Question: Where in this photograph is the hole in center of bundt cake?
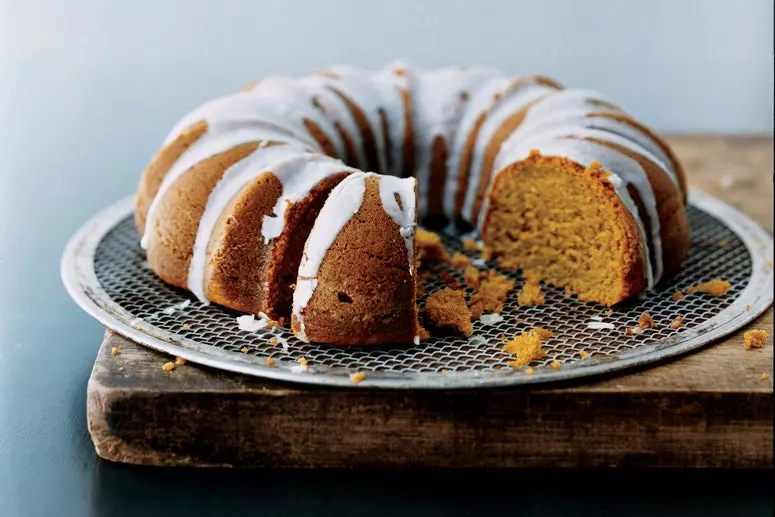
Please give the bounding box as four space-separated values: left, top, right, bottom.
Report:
482 156 642 306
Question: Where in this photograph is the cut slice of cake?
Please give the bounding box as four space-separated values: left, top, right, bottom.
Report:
292 172 420 345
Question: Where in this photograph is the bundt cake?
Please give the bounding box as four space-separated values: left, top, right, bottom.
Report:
135 61 689 345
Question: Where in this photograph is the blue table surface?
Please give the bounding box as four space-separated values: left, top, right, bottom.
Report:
0 68 772 517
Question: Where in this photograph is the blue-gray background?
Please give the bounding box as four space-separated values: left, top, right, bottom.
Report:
0 1 773 515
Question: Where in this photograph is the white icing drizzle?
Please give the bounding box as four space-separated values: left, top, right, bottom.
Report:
514 107 680 190
142 92 328 249
459 81 557 222
411 66 502 216
443 75 513 217
247 75 355 165
315 66 391 174
260 155 359 243
370 61 414 177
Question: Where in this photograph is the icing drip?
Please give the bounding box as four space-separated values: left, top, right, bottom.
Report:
315 66 391 173
377 175 417 275
412 66 502 216
459 81 557 222
370 61 414 177
260 155 358 243
443 75 513 217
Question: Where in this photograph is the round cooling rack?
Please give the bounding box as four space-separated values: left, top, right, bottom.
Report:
62 190 773 389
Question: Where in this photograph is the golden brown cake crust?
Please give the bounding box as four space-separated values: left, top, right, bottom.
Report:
426 135 449 228
135 121 208 233
329 87 380 172
145 141 260 290
293 177 418 345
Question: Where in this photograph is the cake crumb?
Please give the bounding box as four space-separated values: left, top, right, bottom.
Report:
269 337 278 345
415 275 426 297
162 361 175 373
463 265 481 289
550 360 562 370
517 278 545 306
604 308 614 316
744 329 769 350
525 367 535 375
175 357 186 366
349 372 365 384
470 274 515 320
266 357 276 367
626 325 644 336
715 240 730 247
416 228 449 264
182 322 191 330
687 279 731 297
241 346 248 353
298 357 308 366
462 237 482 251
638 311 656 330
671 290 684 301
439 270 461 289
745 305 751 311
761 373 770 382
669 316 685 329
418 325 431 341
440 369 448 376
504 328 550 368
424 287 473 336
110 347 119 356
449 252 470 269
480 245 494 261
118 366 125 373
580 351 590 359
532 328 553 341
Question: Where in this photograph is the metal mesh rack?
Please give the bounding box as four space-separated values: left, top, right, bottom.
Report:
62 190 773 389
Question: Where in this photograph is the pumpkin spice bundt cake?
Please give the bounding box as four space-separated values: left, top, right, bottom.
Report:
135 62 689 346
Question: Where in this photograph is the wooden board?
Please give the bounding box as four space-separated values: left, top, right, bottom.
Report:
87 135 774 468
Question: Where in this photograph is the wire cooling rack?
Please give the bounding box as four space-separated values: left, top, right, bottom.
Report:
62 190 773 389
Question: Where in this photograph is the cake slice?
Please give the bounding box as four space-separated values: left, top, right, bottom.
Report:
292 172 420 345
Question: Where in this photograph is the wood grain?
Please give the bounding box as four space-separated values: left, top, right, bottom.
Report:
87 135 774 468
